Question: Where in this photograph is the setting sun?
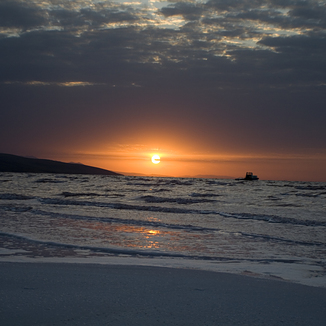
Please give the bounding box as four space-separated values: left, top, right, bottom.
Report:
151 154 160 164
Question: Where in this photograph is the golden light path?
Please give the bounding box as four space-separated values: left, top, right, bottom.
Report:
151 154 160 164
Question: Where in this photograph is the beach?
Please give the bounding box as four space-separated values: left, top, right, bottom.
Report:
1 262 326 326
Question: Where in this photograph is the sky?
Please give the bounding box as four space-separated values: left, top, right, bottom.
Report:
0 0 325 181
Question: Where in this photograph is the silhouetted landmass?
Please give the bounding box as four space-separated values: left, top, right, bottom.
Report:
0 153 122 176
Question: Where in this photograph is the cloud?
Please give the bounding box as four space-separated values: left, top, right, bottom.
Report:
4 81 105 87
0 0 324 94
160 3 205 20
0 0 47 29
50 7 139 29
0 0 325 166
205 0 264 11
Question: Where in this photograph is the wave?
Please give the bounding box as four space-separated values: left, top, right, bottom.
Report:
151 188 171 193
295 193 321 198
32 209 218 232
0 231 320 263
38 197 326 228
39 197 203 214
34 178 66 183
28 209 326 248
60 191 126 198
219 212 326 227
295 185 326 191
0 204 33 212
0 193 34 200
62 192 102 198
140 195 216 204
268 182 326 193
190 192 221 198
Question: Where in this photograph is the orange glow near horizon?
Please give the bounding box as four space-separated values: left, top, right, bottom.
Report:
42 142 326 182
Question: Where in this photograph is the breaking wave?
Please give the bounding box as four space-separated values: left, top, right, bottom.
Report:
37 197 326 227
140 195 216 204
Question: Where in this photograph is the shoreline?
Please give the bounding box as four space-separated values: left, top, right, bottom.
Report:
1 244 326 289
1 229 325 289
1 261 326 326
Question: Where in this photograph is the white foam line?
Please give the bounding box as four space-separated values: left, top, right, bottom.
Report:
1 254 325 289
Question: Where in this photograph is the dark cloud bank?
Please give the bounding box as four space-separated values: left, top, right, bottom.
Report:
0 0 325 161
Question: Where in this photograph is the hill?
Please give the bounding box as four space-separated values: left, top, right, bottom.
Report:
0 153 122 176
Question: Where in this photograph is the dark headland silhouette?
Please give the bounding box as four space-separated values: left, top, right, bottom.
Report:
0 153 122 176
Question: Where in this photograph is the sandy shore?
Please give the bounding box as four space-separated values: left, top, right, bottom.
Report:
1 262 325 326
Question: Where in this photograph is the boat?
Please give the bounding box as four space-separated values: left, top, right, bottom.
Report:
235 172 259 181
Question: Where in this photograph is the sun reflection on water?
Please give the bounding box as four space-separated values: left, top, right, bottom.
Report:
85 221 166 249
21 214 207 254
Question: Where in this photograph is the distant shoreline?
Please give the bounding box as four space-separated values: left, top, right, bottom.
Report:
0 153 122 176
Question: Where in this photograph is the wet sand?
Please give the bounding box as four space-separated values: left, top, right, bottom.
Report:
1 262 325 325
